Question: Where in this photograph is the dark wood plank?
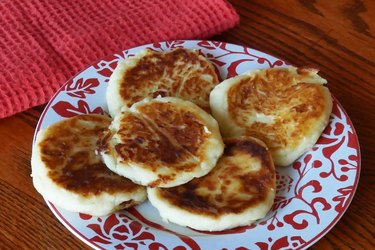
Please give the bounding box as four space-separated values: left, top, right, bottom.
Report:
0 179 87 249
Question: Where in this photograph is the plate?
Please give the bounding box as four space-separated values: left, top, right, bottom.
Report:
34 40 360 250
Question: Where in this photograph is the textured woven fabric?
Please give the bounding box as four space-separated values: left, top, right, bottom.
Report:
0 0 239 118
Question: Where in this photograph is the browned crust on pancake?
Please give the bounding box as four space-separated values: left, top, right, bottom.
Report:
97 129 112 154
115 199 137 210
114 113 189 165
100 100 210 187
227 68 330 151
119 48 218 112
155 137 276 218
38 114 142 197
136 102 207 155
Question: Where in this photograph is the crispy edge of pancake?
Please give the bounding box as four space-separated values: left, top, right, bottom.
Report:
31 118 147 216
274 86 332 166
209 67 332 166
100 110 165 186
210 73 250 137
101 97 224 187
147 136 276 231
147 188 274 231
106 48 219 117
106 50 150 117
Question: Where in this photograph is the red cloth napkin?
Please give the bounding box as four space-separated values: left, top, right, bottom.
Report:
0 0 239 118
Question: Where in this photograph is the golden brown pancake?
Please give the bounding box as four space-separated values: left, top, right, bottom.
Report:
31 114 147 216
106 48 219 116
210 67 332 166
99 97 224 188
147 136 276 231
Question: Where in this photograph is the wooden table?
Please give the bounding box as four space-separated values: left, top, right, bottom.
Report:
1 0 374 249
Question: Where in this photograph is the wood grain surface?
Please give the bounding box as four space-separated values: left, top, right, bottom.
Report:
0 0 374 249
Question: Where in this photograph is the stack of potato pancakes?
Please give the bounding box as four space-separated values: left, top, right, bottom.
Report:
31 48 332 231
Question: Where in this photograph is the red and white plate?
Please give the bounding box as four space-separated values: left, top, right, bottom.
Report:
34 40 361 250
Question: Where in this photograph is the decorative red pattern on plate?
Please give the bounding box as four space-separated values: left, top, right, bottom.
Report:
65 78 100 98
127 208 201 250
196 40 286 78
255 235 306 250
34 40 360 250
79 213 167 250
52 100 104 118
